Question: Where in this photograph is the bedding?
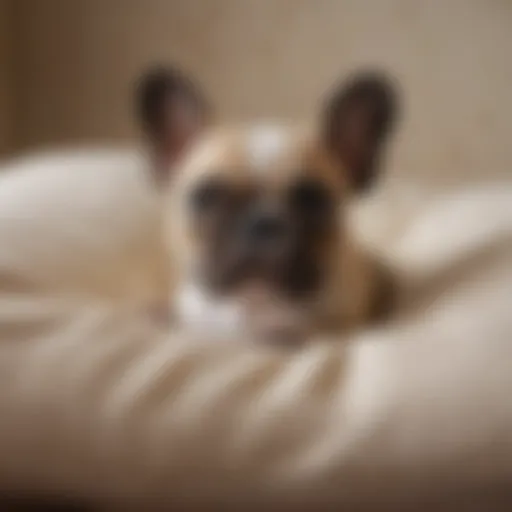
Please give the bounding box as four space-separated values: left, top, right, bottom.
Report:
0 149 169 301
0 150 511 510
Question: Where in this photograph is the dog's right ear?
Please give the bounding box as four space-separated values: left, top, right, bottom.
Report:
135 66 211 182
322 70 399 193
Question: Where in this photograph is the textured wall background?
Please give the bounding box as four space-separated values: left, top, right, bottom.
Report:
5 0 512 184
0 0 12 156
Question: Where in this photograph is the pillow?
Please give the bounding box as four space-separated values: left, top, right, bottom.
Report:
0 151 511 509
0 149 168 302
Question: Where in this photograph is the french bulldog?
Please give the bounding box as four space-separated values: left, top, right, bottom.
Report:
136 66 399 342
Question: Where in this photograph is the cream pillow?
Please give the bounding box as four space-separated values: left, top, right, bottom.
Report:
0 151 511 510
0 148 168 302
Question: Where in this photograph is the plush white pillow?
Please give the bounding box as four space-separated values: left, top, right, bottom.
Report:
0 148 168 302
0 151 511 510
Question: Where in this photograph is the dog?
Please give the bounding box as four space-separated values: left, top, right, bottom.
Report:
136 66 399 343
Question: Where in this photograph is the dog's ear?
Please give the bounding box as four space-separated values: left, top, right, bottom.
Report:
322 71 399 192
135 66 211 179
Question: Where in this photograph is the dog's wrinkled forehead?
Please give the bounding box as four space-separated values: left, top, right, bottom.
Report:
176 123 344 191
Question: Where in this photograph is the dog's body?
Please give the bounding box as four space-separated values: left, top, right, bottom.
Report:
133 67 400 343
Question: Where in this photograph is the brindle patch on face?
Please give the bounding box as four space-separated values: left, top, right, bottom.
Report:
170 124 347 302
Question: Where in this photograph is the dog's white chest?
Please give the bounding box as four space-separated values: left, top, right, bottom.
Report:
174 282 309 341
175 284 244 336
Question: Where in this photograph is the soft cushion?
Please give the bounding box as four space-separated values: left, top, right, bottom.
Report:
0 150 511 510
0 149 168 301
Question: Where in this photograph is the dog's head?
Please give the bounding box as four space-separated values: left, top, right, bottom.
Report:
137 67 399 338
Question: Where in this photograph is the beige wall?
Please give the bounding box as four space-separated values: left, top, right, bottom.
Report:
0 0 13 155
8 0 512 184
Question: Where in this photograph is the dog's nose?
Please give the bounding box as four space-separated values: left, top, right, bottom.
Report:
245 212 287 243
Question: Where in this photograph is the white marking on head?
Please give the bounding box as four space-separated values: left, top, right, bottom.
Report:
246 124 289 172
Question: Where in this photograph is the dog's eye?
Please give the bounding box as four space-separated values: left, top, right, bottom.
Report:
190 179 229 212
289 179 332 215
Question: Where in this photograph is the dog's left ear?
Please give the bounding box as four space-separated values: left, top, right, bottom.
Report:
135 66 211 180
322 71 399 192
